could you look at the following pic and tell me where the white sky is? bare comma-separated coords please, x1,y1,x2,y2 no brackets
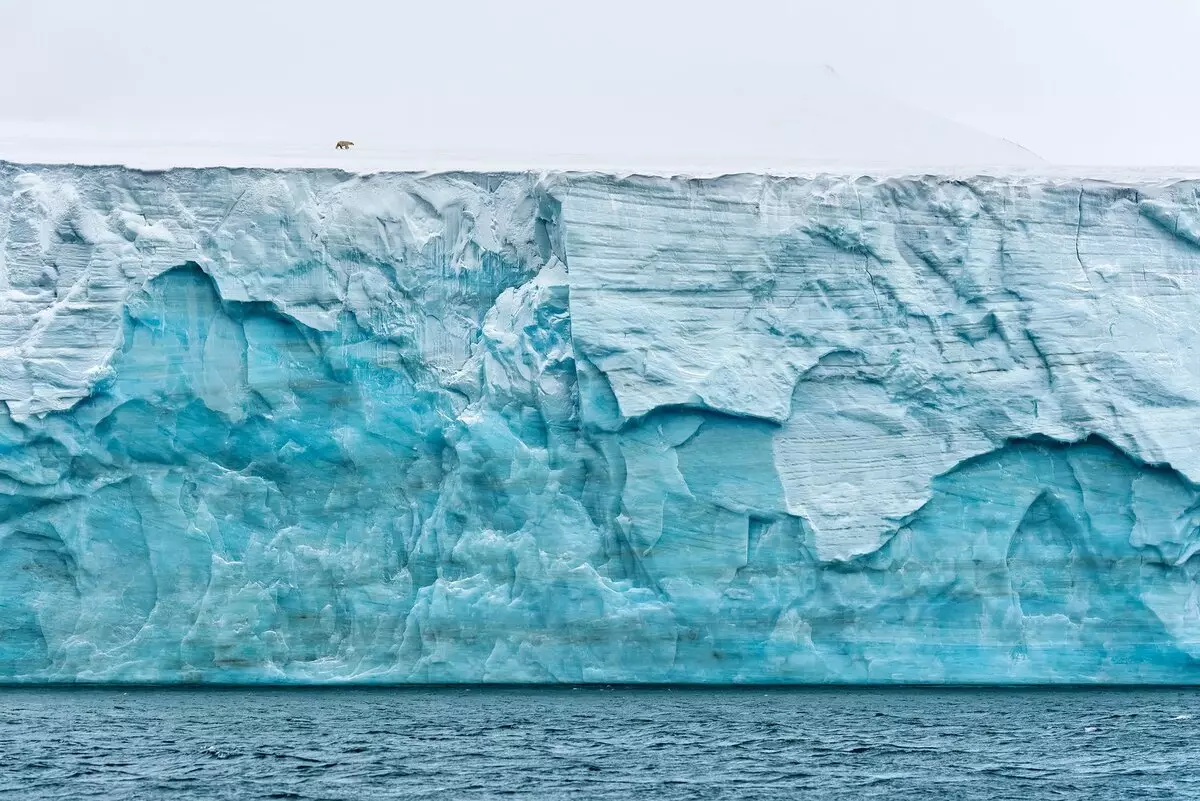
2,0,1199,169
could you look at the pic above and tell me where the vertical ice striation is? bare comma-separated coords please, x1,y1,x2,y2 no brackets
1,162,1199,684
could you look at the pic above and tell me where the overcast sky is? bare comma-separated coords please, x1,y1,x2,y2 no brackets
2,0,1199,167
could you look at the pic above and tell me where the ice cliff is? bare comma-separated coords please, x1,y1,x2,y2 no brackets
2,161,1200,684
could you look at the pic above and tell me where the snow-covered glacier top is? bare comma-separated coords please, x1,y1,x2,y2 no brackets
2,161,1200,684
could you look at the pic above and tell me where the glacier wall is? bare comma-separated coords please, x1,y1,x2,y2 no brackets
2,161,1200,684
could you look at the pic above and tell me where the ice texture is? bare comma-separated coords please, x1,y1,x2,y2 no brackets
2,162,1200,684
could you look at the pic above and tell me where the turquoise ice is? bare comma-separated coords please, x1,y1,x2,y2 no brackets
1,163,1199,683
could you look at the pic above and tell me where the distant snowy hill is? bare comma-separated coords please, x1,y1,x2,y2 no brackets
0,65,1040,172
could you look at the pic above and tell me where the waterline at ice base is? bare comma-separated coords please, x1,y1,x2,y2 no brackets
2,163,1200,684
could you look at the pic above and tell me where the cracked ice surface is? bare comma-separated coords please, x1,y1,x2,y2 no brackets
2,162,1200,684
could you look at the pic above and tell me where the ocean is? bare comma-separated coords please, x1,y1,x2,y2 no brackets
3,687,1197,799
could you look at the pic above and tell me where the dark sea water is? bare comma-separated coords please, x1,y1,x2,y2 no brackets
2,687,1198,800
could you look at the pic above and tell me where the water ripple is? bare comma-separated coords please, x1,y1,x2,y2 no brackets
1,688,1198,800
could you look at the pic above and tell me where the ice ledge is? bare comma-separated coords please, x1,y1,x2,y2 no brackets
5,162,1200,683
6,163,1200,564
13,146,1200,178
561,172,1200,559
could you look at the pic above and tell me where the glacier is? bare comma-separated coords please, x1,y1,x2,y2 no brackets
2,161,1200,684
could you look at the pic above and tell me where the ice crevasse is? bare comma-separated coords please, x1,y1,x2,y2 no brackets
2,161,1200,684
